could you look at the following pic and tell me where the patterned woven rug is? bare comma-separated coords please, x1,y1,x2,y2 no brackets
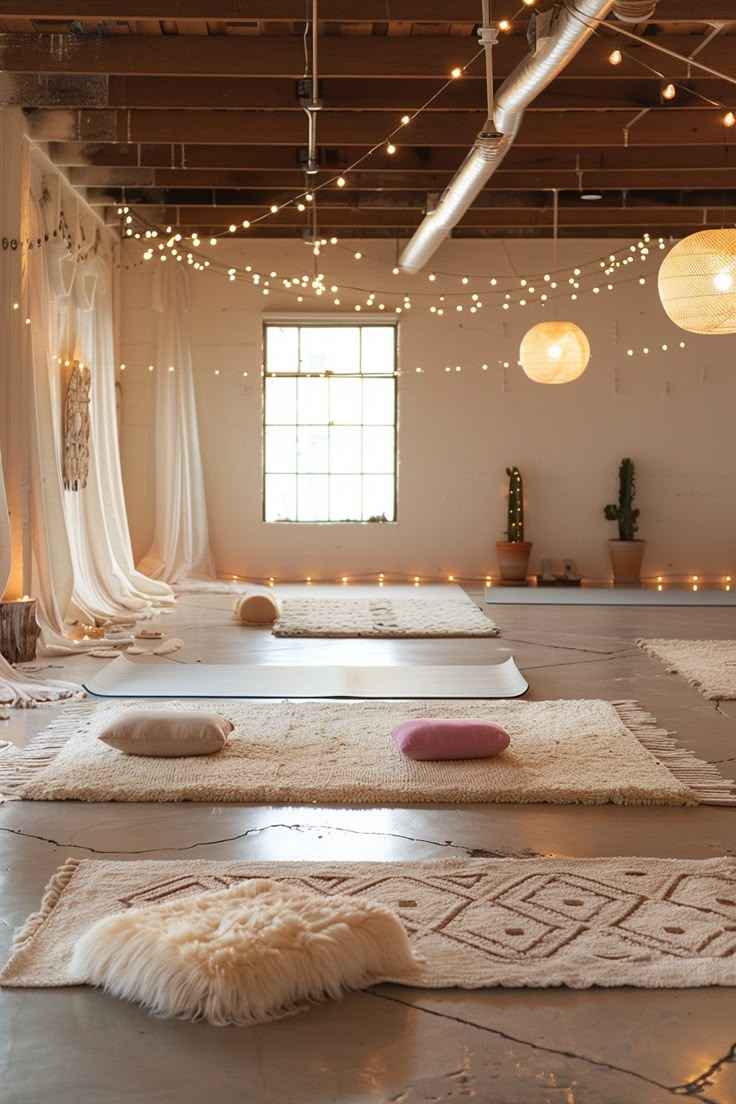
1,698,733,806
272,597,499,637
638,639,736,700
5,855,736,991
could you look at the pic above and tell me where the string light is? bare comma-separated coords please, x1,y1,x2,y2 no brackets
386,143,397,155
451,67,462,78
608,49,622,65
724,111,736,127
336,177,346,188
661,82,676,101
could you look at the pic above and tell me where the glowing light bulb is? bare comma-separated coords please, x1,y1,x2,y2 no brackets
451,67,462,78
336,177,346,188
270,204,278,213
386,143,396,155
448,575,455,582
228,224,236,232
609,49,622,65
657,584,663,592
662,82,676,100
400,114,410,125
341,576,348,584
723,110,736,128
498,18,510,29
713,270,734,292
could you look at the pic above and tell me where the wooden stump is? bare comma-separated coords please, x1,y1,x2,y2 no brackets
0,599,41,664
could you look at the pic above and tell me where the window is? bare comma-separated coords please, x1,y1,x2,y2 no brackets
263,320,397,523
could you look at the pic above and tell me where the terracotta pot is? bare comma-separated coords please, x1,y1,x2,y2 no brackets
496,541,533,583
608,539,645,584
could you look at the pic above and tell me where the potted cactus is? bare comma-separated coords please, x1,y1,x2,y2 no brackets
496,466,533,584
604,458,645,583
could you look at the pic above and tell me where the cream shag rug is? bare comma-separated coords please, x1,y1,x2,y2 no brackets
0,698,733,806
638,639,736,700
272,597,499,638
5,855,736,991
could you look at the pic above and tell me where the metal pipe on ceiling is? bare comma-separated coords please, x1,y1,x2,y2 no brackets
398,0,620,274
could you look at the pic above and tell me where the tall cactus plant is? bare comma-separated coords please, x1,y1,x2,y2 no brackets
505,466,524,542
604,458,639,540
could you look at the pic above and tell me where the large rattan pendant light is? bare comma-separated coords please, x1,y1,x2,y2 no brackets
658,228,736,335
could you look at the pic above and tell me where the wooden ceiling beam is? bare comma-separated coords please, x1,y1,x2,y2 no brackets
88,187,736,208
115,203,736,228
0,1,732,22
67,166,736,190
50,142,736,172
2,31,734,78
2,72,732,110
27,107,736,146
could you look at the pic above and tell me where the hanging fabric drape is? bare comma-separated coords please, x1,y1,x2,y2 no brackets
21,152,174,653
137,260,215,583
0,433,83,707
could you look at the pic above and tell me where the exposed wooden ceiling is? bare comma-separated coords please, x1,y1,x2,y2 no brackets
1,1,735,240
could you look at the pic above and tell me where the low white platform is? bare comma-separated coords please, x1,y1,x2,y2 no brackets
84,654,528,699
485,586,736,606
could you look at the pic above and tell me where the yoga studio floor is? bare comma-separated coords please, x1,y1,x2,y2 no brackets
2,587,736,1104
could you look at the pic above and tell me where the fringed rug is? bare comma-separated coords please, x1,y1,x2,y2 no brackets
637,639,736,700
1,698,732,806
272,597,499,638
5,855,736,991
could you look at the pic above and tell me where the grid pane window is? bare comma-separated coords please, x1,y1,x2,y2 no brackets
264,322,397,523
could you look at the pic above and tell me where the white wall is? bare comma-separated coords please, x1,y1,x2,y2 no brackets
119,236,736,583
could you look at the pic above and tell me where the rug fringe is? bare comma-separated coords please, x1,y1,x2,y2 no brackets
0,703,98,799
613,700,736,806
10,856,82,954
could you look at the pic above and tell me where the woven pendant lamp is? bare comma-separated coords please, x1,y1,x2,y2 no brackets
658,229,736,335
519,321,590,384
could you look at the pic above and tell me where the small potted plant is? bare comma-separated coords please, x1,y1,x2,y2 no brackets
603,457,645,583
496,466,532,584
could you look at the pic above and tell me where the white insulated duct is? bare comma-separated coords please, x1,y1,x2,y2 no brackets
398,0,618,273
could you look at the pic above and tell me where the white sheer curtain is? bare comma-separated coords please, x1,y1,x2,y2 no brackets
137,259,214,583
23,152,174,646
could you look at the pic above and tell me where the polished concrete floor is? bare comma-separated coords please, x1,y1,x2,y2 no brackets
2,586,736,1103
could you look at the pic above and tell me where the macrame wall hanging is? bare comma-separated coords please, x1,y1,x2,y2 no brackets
63,359,91,491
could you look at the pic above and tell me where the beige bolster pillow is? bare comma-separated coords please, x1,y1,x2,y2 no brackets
234,590,282,624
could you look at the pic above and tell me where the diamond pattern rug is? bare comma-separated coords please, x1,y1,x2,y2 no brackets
4,856,736,990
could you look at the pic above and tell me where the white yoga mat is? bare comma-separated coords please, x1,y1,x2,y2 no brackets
83,655,528,699
485,587,736,606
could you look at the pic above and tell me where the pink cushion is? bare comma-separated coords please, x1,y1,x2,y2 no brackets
391,719,510,761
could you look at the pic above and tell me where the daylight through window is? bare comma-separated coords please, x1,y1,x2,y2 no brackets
263,321,397,523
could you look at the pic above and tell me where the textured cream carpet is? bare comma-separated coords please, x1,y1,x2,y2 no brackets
272,597,499,637
638,639,736,700
1,698,733,805
5,855,736,991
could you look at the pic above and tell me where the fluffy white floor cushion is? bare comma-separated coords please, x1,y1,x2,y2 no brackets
70,878,419,1025
233,590,281,625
